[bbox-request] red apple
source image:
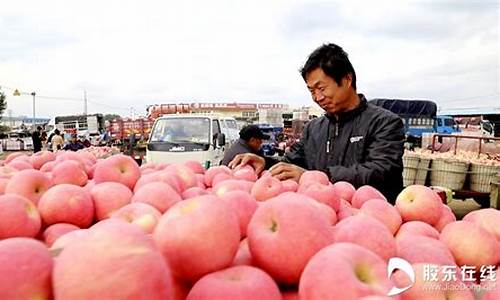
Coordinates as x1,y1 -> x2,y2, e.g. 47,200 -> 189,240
182,186 -> 209,199
220,190 -> 258,238
7,160 -> 34,171
0,238 -> 53,300
5,169 -> 53,205
232,165 -> 258,182
351,185 -> 387,209
132,181 -> 182,213
51,160 -> 88,186
165,164 -> 198,191
153,195 -> 240,282
38,184 -> 94,228
110,202 -> 162,233
299,170 -> 330,186
93,154 -> 141,190
30,151 -> 56,170
251,176 -> 282,201
396,221 -> 441,241
434,204 -> 457,232
213,179 -> 252,197
53,220 -> 172,299
333,214 -> 397,261
183,160 -> 205,175
298,181 -> 341,211
397,235 -> 456,266
299,243 -> 391,299
281,179 -> 299,193
359,199 -> 402,235
463,208 -> 500,240
331,181 -> 356,202
91,182 -> 133,220
42,223 -> 80,247
204,165 -> 232,187
231,238 -> 253,267
0,194 -> 41,238
247,194 -> 334,284
395,185 -> 443,226
187,265 -> 281,300
440,221 -> 499,270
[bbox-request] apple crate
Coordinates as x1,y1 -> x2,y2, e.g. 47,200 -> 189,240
430,158 -> 469,190
402,155 -> 431,186
469,163 -> 500,193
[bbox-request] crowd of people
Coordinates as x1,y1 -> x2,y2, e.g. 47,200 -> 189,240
31,126 -> 94,153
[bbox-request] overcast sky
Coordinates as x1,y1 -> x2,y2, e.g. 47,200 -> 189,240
0,0 -> 498,118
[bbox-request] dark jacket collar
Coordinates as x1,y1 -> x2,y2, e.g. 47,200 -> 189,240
326,94 -> 368,123
237,138 -> 255,153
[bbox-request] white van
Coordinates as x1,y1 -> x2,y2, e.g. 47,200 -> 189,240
145,114 -> 227,168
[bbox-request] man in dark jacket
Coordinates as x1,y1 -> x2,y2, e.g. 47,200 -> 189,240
220,125 -> 270,166
229,43 -> 404,202
63,134 -> 85,151
32,126 -> 43,153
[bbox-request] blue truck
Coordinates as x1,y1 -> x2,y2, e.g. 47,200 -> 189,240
369,99 -> 460,146
257,124 -> 283,156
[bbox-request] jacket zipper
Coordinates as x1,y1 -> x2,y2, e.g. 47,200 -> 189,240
326,117 -> 339,154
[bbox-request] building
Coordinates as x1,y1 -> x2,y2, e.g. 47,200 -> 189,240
0,116 -> 51,129
147,102 -> 289,124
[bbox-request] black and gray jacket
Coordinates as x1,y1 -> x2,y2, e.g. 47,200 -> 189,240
282,94 -> 405,202
220,139 -> 263,166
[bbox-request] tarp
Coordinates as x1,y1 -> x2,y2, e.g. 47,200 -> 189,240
369,99 -> 437,117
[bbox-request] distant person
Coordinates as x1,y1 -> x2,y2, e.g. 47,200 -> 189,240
80,135 -> 91,148
63,134 -> 84,151
51,129 -> 64,152
40,130 -> 48,150
32,126 -> 43,153
220,125 -> 270,166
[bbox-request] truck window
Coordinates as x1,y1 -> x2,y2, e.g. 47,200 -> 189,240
150,118 -> 210,143
437,119 -> 442,126
444,119 -> 455,126
226,119 -> 238,129
212,120 -> 221,135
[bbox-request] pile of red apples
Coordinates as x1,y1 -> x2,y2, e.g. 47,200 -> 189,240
0,150 -> 499,300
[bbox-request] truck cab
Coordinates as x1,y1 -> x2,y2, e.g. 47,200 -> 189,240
435,115 -> 460,134
145,114 -> 226,168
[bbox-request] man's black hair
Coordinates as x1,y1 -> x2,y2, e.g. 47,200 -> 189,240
300,43 -> 357,90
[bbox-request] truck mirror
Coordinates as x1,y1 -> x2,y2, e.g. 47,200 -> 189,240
217,133 -> 226,147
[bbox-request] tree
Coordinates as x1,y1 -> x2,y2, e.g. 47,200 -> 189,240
0,91 -> 6,118
104,113 -> 121,122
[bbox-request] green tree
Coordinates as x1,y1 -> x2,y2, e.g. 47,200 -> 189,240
0,91 -> 6,118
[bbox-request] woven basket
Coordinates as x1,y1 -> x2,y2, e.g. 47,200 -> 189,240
469,164 -> 500,193
430,159 -> 469,190
403,156 -> 419,186
415,157 -> 431,185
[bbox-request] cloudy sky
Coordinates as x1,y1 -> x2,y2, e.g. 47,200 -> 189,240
0,0 -> 498,118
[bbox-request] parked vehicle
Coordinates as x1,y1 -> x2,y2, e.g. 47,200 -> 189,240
257,124 -> 283,156
369,99 -> 460,146
145,114 -> 227,168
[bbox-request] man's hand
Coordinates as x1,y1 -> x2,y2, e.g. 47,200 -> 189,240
269,162 -> 306,182
228,153 -> 266,174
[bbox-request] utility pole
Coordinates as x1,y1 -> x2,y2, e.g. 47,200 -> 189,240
84,90 -> 88,115
31,92 -> 36,128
